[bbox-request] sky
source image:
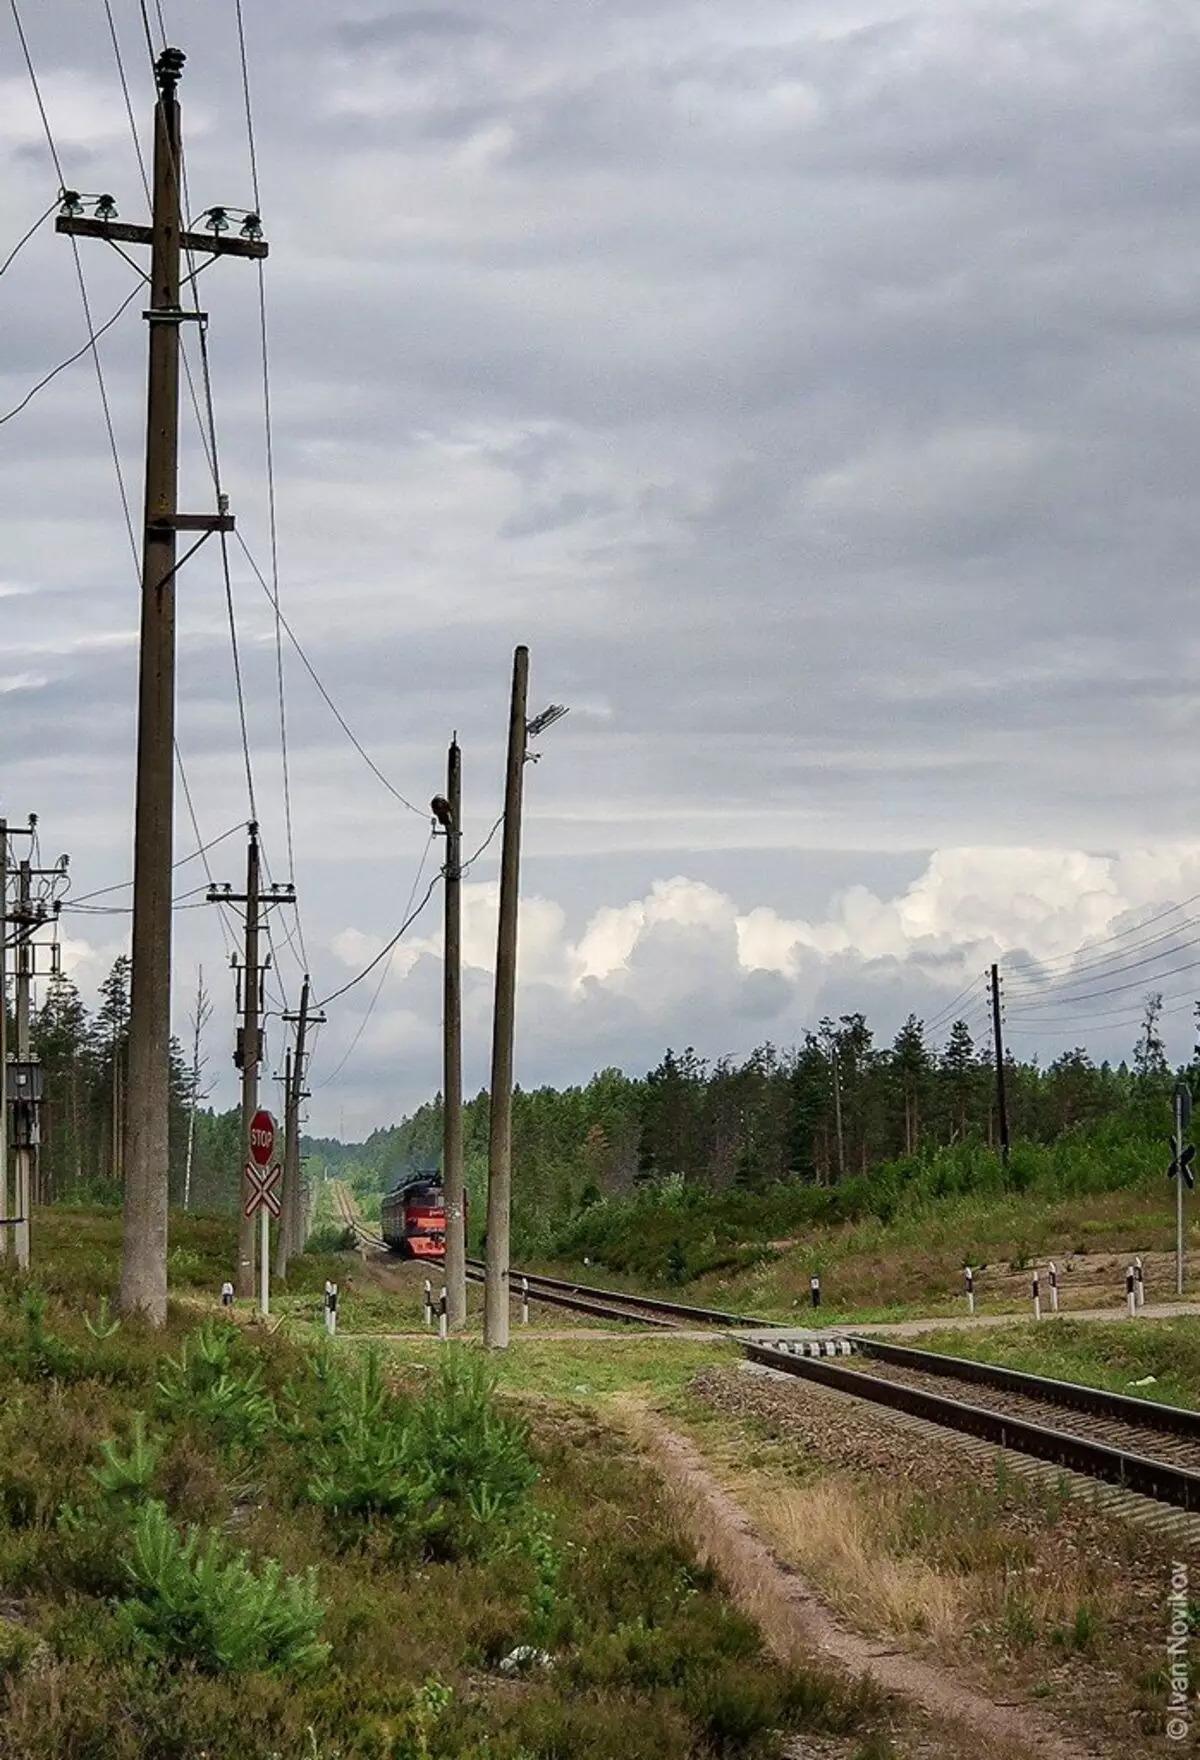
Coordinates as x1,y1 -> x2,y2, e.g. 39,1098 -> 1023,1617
4,0 -> 1200,1137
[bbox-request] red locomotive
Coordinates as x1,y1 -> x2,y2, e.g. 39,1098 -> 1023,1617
380,1174 -> 467,1260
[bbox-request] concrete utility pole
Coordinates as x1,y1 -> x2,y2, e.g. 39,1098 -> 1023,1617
0,819 -> 7,1261
484,651 -> 530,1349
13,861 -> 33,1271
58,48 -> 267,1323
277,974 -> 321,1276
441,738 -> 466,1328
207,824 -> 293,1295
484,652 -> 568,1349
990,963 -> 1011,1165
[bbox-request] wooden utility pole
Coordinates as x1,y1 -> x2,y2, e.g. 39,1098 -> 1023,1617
58,48 -> 267,1322
990,963 -> 1011,1164
441,737 -> 466,1328
277,974 -> 320,1275
207,825 -> 293,1294
485,649 -> 530,1349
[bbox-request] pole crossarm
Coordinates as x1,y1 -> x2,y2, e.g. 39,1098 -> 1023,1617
56,215 -> 268,260
206,883 -> 295,909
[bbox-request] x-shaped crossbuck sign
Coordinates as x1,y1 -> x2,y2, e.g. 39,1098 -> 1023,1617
244,1162 -> 282,1219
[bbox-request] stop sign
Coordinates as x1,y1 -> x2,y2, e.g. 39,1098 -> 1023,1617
249,1109 -> 276,1168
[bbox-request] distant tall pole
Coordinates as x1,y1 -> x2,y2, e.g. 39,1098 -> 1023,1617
0,819 -> 7,1260
442,737 -> 466,1329
57,49 -> 268,1320
484,648 -> 530,1349
14,861 -> 32,1271
183,966 -> 211,1212
238,823 -> 262,1298
277,974 -> 318,1275
990,963 -> 1010,1164
116,51 -> 184,1320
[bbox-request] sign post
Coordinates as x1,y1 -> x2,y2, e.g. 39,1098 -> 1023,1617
246,1109 -> 278,1316
1170,1082 -> 1194,1298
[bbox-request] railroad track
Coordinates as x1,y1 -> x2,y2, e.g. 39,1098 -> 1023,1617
459,1260 -> 769,1330
330,1186 -> 766,1329
742,1332 -> 1200,1515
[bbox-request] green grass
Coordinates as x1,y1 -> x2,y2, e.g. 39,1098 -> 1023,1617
0,1214 -> 898,1759
372,1333 -> 739,1401
910,1316 -> 1200,1411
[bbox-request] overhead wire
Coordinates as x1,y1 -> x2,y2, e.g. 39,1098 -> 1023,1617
63,822 -> 244,907
10,1 -> 141,558
315,834 -> 436,1090
0,281 -> 142,427
316,871 -> 441,1011
0,197 -> 56,276
232,0 -> 307,972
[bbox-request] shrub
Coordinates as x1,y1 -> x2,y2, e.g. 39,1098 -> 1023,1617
92,1412 -> 162,1503
156,1320 -> 276,1453
306,1352 -> 437,1542
118,1499 -> 329,1676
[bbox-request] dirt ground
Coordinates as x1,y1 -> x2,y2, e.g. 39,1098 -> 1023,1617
616,1395 -> 1105,1760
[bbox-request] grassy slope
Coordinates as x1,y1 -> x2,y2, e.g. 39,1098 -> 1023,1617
538,1175 -> 1194,1324
910,1315 -> 1200,1411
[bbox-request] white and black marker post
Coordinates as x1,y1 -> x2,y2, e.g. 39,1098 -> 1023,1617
438,1287 -> 448,1342
521,1276 -> 530,1326
220,1280 -> 234,1308
1048,1261 -> 1059,1312
1032,1269 -> 1041,1321
1170,1080 -> 1194,1297
1126,1266 -> 1136,1319
1135,1254 -> 1145,1308
324,1280 -> 338,1336
965,1266 -> 975,1315
810,1274 -> 821,1310
423,1278 -> 432,1329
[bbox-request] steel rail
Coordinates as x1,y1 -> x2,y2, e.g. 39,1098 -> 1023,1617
468,1260 -> 771,1329
741,1339 -> 1200,1514
848,1335 -> 1200,1442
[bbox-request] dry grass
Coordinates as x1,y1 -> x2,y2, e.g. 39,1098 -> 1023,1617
746,1477 -> 967,1645
676,1366 -> 1180,1755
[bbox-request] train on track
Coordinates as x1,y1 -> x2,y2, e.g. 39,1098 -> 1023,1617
380,1173 -> 466,1260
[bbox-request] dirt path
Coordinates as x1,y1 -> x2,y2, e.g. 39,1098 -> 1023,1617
614,1396 -> 1106,1760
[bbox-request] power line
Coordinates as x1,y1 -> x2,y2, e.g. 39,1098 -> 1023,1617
316,872 -> 441,1011
0,280 -> 141,426
102,0 -> 150,201
0,198 -> 56,277
460,811 -> 505,875
63,822 -> 244,907
232,0 -> 306,972
315,835 -> 435,1090
233,529 -> 425,816
1004,888 -> 1200,979
1006,921 -> 1200,999
1005,951 -> 1200,1012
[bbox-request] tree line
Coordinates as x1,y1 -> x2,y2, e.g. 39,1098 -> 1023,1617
22,966 -> 1187,1232
312,995 -> 1189,1248
25,965 -> 240,1211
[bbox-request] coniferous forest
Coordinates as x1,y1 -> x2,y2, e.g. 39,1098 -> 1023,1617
304,995 -> 1188,1262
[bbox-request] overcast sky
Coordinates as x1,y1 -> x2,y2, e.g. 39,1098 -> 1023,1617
4,1 -> 1200,1137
